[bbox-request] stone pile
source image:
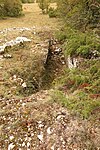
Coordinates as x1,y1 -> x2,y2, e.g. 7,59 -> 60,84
0,27 -> 36,34
0,37 -> 31,54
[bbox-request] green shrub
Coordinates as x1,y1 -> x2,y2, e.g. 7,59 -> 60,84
48,7 -> 57,18
51,90 -> 100,118
90,65 -> 98,75
63,30 -> 100,58
38,0 -> 50,14
28,0 -> 34,3
53,68 -> 91,93
4,0 -> 22,17
21,0 -> 34,3
0,4 -> 5,18
77,45 -> 90,57
55,31 -> 67,42
57,0 -> 100,30
21,0 -> 27,3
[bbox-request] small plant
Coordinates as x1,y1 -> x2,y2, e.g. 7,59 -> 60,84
48,7 -> 57,18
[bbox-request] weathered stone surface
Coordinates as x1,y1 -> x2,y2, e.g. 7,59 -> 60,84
0,37 -> 31,54
3,54 -> 12,59
67,56 -> 78,69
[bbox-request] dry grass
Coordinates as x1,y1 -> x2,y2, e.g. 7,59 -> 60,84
0,3 -> 59,30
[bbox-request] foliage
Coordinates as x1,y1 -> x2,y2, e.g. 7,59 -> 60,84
51,89 -> 100,118
48,7 -> 57,18
52,58 -> 100,118
62,29 -> 100,58
53,59 -> 100,93
0,4 -> 5,18
38,0 -> 50,14
55,30 -> 67,42
4,0 -> 22,17
57,0 -> 100,30
21,0 -> 34,3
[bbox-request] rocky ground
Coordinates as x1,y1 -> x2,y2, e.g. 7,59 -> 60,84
0,90 -> 100,150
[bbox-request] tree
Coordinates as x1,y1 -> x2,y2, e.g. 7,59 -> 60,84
4,0 -> 22,17
57,0 -> 100,30
38,0 -> 50,14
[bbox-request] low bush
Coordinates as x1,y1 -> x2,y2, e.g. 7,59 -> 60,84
27,0 -> 34,3
4,0 -> 22,17
53,58 -> 100,95
56,27 -> 100,59
52,57 -> 100,119
21,0 -> 34,3
21,0 -> 27,3
51,90 -> 100,118
38,0 -> 50,14
55,32 -> 66,43
0,4 -> 5,18
48,7 -> 57,18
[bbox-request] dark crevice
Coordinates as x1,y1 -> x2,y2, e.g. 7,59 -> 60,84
41,38 -> 66,89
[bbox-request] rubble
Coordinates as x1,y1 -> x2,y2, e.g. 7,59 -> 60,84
0,27 -> 36,34
16,37 -> 31,43
3,54 -> 12,58
37,132 -> 44,142
8,143 -> 15,150
22,82 -> 27,88
0,37 -> 31,55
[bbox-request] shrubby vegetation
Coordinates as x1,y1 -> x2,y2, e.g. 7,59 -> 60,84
52,59 -> 100,118
57,0 -> 100,30
38,0 -> 58,17
21,0 -> 34,3
0,0 -> 5,18
51,0 -> 100,118
4,0 -> 22,17
63,29 -> 100,58
0,3 -> 5,18
0,0 -> 22,17
48,7 -> 57,17
51,89 -> 100,118
38,0 -> 50,14
0,0 -> 99,118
